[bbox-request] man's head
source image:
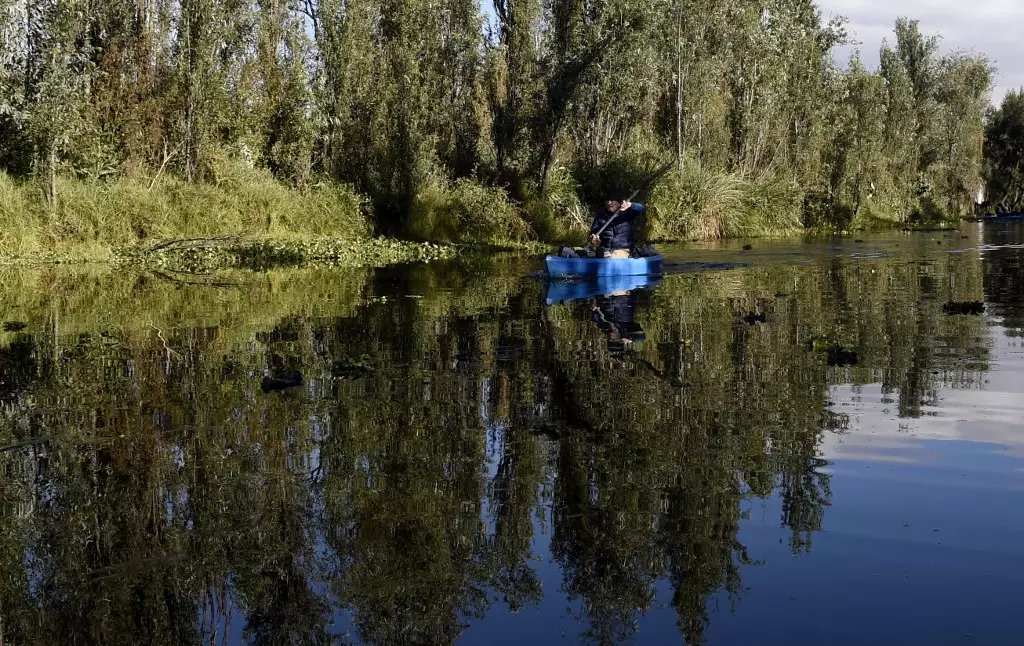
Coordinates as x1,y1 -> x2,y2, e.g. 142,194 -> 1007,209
605,188 -> 626,212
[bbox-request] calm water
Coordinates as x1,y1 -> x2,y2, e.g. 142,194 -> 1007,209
2,224 -> 1023,645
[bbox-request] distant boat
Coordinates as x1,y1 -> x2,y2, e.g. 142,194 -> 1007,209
544,273 -> 664,304
544,254 -> 664,278
982,213 -> 1024,222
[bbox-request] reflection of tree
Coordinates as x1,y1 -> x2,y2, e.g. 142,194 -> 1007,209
0,248 -> 991,644
780,461 -> 832,553
486,424 -> 544,612
660,445 -> 748,646
551,436 -> 659,645
982,225 -> 1024,334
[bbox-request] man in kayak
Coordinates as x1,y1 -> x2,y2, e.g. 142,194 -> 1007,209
588,189 -> 645,258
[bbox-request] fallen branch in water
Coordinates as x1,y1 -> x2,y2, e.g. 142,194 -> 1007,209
0,437 -> 47,453
151,269 -> 239,288
147,235 -> 242,253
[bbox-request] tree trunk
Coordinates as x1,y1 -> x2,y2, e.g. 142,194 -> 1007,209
47,143 -> 58,212
539,134 -> 558,198
676,2 -> 684,174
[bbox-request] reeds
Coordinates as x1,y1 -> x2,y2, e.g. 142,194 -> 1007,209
648,164 -> 803,241
0,162 -> 369,260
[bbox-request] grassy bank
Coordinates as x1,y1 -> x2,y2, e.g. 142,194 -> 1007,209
0,166 -> 472,268
0,164 -> 372,250
0,160 -> 934,270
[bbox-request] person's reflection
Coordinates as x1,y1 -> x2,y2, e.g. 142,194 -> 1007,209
590,290 -> 645,356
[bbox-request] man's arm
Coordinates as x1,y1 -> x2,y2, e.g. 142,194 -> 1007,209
619,202 -> 644,220
605,203 -> 643,228
589,211 -> 605,246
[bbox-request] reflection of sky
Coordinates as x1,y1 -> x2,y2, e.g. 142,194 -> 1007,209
462,323 -> 1024,644
466,435 -> 1024,644
822,324 -> 1024,460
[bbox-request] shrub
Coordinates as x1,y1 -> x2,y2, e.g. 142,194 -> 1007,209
526,164 -> 590,243
408,177 -> 533,244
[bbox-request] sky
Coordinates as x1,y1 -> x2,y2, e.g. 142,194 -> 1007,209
817,0 -> 1023,102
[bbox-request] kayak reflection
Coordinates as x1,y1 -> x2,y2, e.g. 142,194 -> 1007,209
543,273 -> 663,305
544,273 -> 662,359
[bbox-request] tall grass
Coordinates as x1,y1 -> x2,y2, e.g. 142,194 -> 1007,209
0,160 -> 369,259
1,152 -> 858,263
648,163 -> 803,240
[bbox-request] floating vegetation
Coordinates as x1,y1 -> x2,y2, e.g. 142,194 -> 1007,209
808,335 -> 859,367
942,301 -> 985,315
901,226 -> 956,233
113,236 -> 460,272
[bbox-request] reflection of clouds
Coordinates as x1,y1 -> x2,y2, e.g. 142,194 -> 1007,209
820,327 -> 1024,460
818,0 -> 1023,100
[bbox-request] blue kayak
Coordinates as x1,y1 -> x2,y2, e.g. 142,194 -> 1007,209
544,254 -> 664,278
545,274 -> 664,304
983,214 -> 1024,222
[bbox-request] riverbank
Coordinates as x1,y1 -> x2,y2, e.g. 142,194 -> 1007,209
0,169 -> 503,269
0,167 -> 945,270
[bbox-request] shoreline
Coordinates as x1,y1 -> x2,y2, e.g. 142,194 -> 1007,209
0,223 -> 970,271
0,235 -> 555,271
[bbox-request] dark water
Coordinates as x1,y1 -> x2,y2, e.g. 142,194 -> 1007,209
2,224 -> 1023,645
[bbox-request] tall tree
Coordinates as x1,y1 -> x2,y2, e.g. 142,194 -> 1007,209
983,90 -> 1024,207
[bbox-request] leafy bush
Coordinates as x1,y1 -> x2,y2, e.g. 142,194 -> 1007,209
408,177 -> 533,244
526,164 -> 590,243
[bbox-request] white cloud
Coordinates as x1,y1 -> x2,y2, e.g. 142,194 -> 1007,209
817,0 -> 1023,102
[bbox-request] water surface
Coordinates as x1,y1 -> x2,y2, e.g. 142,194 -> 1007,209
1,224 -> 1023,645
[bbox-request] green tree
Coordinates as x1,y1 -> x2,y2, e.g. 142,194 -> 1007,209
983,90 -> 1024,207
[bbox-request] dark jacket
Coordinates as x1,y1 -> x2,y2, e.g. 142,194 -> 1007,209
591,203 -> 644,250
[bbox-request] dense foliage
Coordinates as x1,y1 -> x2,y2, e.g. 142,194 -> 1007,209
983,89 -> 1024,208
0,0 -> 993,243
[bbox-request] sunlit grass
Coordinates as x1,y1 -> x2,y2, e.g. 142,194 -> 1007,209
0,162 -> 370,261
648,164 -> 803,241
